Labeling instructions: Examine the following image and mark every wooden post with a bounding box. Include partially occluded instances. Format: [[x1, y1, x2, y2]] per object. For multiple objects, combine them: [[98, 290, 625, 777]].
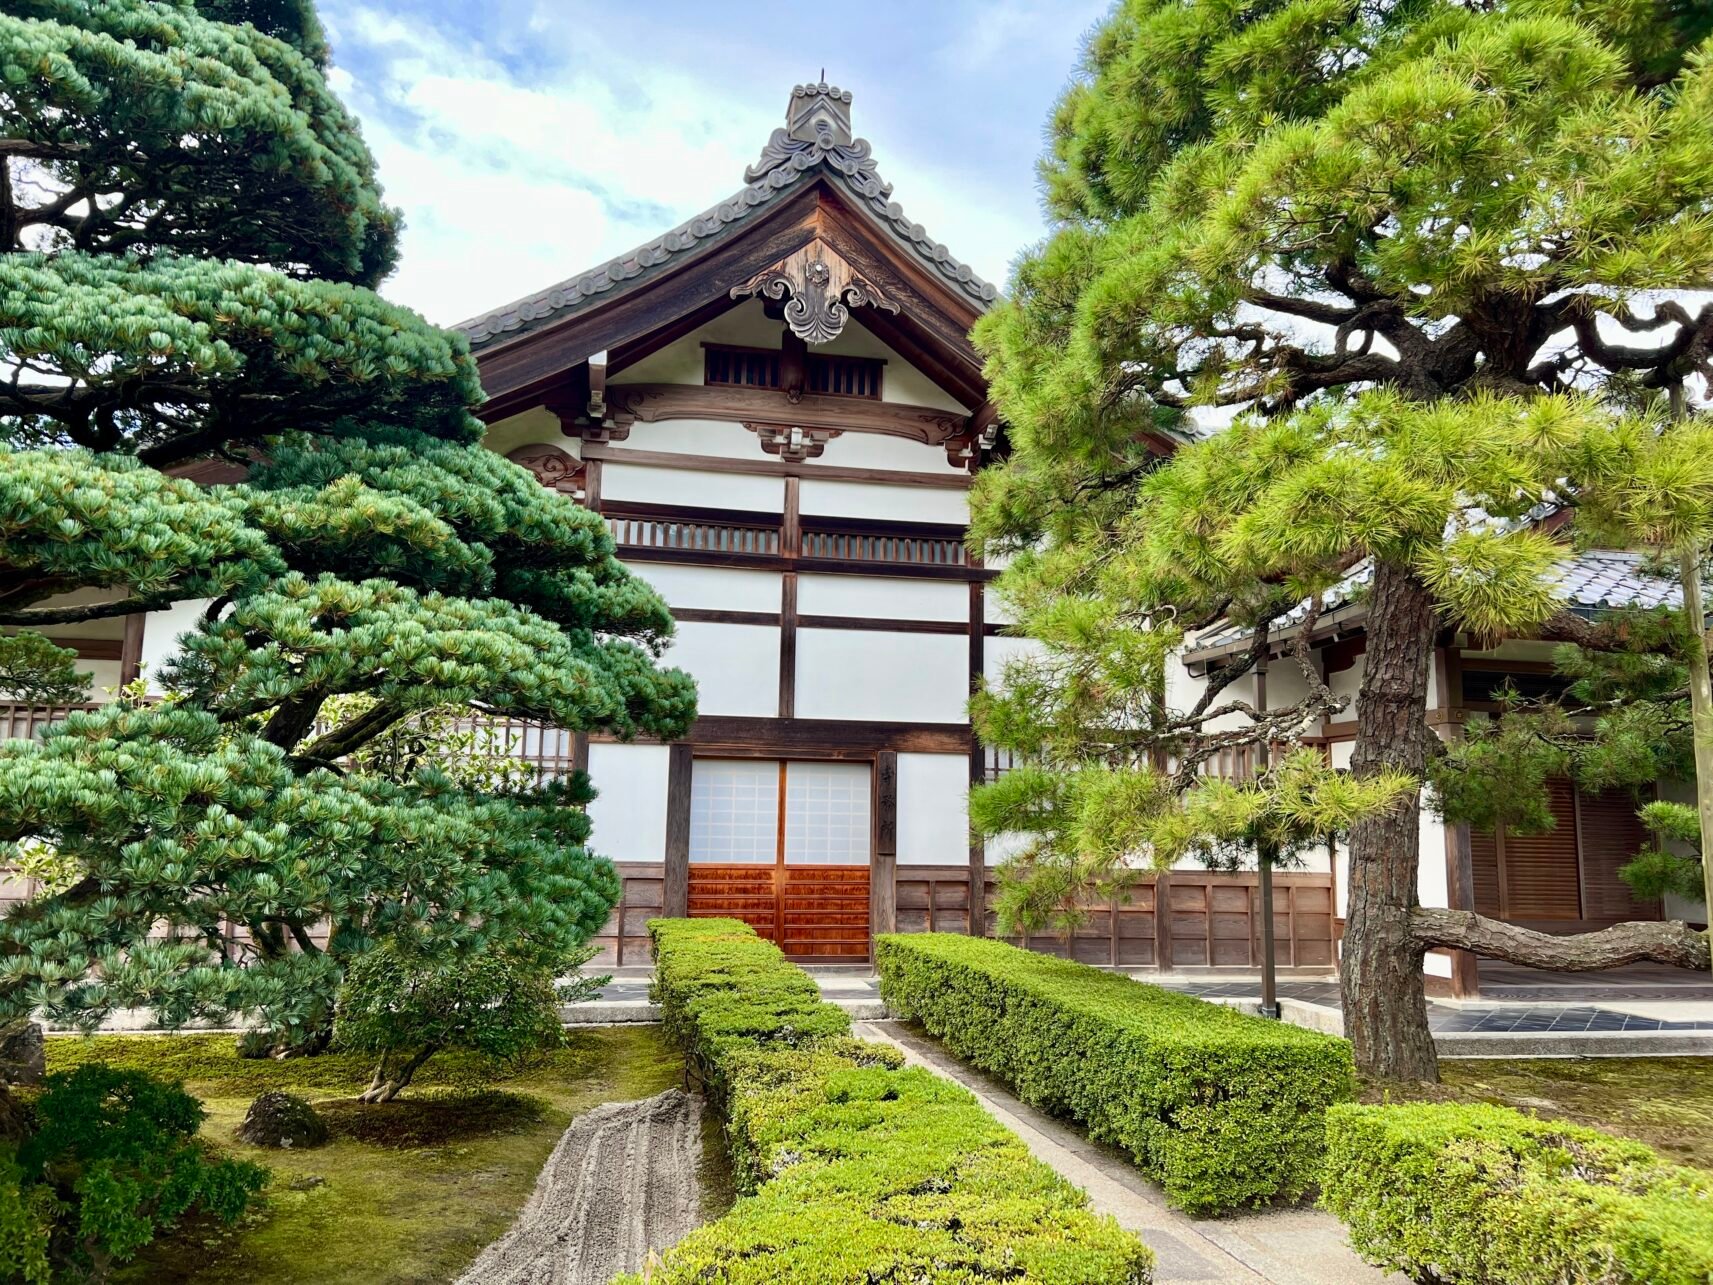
[[1255, 655, 1279, 1017], [872, 750, 898, 945], [968, 580, 986, 933], [663, 743, 692, 919], [1434, 644, 1481, 997], [118, 612, 145, 688]]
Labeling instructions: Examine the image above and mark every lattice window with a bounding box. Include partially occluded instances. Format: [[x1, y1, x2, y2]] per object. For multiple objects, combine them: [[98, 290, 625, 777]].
[[805, 354, 883, 399], [607, 514, 781, 556], [801, 527, 967, 566], [690, 759, 780, 863], [784, 762, 871, 864], [704, 345, 781, 390]]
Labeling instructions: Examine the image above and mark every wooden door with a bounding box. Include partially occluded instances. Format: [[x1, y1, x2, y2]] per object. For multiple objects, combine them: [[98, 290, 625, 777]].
[[1469, 779, 1658, 925], [686, 759, 871, 959]]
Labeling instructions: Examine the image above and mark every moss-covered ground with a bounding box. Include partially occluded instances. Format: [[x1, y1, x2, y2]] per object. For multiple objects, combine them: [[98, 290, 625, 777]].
[[1365, 1056, 1713, 1171], [44, 1025, 692, 1284]]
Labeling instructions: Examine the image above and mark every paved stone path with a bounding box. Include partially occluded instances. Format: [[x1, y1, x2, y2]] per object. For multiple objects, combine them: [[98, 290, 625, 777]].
[[856, 1021, 1403, 1285], [456, 1089, 702, 1285]]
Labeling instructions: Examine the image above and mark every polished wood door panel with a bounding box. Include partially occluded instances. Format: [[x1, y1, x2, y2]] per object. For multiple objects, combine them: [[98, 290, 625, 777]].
[[688, 863, 871, 958]]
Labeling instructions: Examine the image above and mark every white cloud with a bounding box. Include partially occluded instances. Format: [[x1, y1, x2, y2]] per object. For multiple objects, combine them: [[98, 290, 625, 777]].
[[321, 1, 1085, 328]]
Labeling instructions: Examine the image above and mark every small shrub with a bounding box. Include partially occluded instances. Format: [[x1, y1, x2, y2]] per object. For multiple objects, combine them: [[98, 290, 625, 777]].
[[1323, 1102, 1713, 1284], [235, 1091, 327, 1150], [875, 932, 1355, 1214], [333, 943, 595, 1102], [616, 918, 1155, 1285], [10, 1065, 266, 1281]]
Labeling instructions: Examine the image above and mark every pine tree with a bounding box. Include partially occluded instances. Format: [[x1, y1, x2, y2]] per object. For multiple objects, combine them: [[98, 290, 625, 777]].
[[0, 0, 695, 1050], [976, 0, 1713, 1079]]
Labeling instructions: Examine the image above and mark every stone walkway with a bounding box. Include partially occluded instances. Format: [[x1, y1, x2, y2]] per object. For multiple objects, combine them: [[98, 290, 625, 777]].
[[455, 1088, 702, 1285], [856, 1021, 1401, 1285]]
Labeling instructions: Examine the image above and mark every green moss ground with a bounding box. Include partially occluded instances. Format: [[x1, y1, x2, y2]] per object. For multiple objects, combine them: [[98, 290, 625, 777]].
[[43, 1025, 689, 1285], [1365, 1057, 1713, 1171]]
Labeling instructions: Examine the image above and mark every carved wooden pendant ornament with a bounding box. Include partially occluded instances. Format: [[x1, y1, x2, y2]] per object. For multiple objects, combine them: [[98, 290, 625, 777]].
[[730, 241, 899, 345]]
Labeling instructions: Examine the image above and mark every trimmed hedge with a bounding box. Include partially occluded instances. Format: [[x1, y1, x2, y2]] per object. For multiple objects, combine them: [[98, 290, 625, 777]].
[[620, 918, 1154, 1285], [1323, 1102, 1713, 1284], [875, 932, 1355, 1214]]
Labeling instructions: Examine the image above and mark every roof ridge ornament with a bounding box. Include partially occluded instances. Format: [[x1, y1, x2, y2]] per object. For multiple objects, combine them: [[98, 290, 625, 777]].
[[730, 239, 900, 345]]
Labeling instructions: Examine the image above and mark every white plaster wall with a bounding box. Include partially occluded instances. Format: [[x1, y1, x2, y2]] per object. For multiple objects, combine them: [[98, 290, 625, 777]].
[[795, 629, 967, 722], [601, 461, 783, 512], [77, 660, 123, 699], [984, 589, 1018, 626], [631, 564, 781, 613], [615, 418, 758, 458], [482, 408, 573, 458], [616, 300, 968, 413], [797, 574, 965, 622], [140, 598, 211, 693], [1657, 777, 1710, 923], [812, 431, 962, 472], [661, 622, 779, 717], [586, 742, 671, 863], [800, 478, 967, 524], [897, 752, 972, 864]]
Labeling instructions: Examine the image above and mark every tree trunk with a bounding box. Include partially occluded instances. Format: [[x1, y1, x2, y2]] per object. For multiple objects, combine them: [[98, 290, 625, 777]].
[[1414, 908, 1708, 969], [1340, 559, 1441, 1081], [358, 1045, 436, 1104], [1677, 544, 1713, 936]]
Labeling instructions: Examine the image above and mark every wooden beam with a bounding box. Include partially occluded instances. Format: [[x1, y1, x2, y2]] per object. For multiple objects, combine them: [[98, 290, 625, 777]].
[[581, 442, 970, 489], [119, 614, 144, 684], [1434, 644, 1481, 998], [664, 743, 693, 918], [872, 749, 899, 939], [778, 571, 797, 719], [607, 293, 746, 377]]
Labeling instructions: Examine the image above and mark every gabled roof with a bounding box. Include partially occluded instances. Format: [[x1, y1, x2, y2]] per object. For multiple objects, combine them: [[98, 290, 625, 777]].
[[1183, 548, 1681, 667], [457, 83, 998, 351]]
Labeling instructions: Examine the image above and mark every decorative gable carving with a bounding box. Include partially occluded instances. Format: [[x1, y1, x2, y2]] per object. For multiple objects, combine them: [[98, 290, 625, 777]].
[[507, 443, 587, 499], [730, 240, 900, 345]]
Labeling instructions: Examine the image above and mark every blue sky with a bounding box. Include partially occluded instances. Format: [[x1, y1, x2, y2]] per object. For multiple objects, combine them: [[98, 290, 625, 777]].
[[317, 0, 1111, 325]]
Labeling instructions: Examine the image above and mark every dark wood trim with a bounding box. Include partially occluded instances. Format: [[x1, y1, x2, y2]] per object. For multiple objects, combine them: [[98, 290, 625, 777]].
[[781, 476, 802, 557], [800, 511, 967, 539], [667, 608, 990, 635], [686, 716, 969, 754], [673, 608, 780, 627], [581, 442, 970, 489], [663, 743, 692, 918], [571, 732, 590, 776], [616, 545, 997, 581], [608, 381, 969, 446], [798, 615, 968, 635], [602, 499, 782, 525], [872, 749, 899, 938], [778, 572, 797, 720]]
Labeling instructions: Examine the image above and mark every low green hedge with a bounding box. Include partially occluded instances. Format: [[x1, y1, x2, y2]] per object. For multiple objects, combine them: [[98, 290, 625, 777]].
[[874, 932, 1355, 1214], [620, 918, 1154, 1285], [1323, 1102, 1713, 1284]]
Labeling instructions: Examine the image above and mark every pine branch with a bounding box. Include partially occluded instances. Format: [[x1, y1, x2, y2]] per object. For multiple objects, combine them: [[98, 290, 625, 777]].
[[1412, 907, 1708, 970]]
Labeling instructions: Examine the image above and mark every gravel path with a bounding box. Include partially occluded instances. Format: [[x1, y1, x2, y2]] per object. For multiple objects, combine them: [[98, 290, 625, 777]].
[[456, 1088, 703, 1285]]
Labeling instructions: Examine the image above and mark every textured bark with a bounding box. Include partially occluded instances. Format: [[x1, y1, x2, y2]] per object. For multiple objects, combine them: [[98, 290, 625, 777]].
[[1414, 909, 1710, 970], [1340, 559, 1441, 1082], [359, 1044, 436, 1104]]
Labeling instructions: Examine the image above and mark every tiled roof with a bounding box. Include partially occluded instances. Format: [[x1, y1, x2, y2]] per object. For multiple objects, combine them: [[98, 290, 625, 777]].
[[457, 86, 998, 349], [1189, 549, 1681, 658]]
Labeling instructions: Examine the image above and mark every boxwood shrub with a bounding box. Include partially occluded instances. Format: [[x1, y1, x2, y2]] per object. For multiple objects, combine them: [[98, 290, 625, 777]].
[[874, 932, 1355, 1214], [620, 918, 1154, 1285], [1324, 1102, 1713, 1284]]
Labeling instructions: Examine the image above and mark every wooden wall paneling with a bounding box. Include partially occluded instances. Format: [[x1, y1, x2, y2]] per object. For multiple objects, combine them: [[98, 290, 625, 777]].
[[1497, 778, 1582, 920], [872, 750, 898, 939], [663, 744, 692, 918], [1577, 785, 1659, 923]]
